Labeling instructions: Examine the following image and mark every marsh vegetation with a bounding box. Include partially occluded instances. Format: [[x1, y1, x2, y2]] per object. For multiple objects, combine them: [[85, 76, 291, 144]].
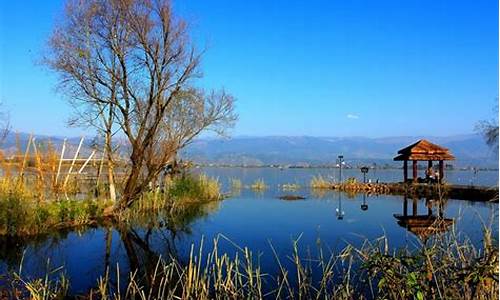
[[6, 224, 498, 300]]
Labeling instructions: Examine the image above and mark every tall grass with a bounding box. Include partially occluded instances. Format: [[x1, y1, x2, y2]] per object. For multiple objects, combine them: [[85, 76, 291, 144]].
[[310, 175, 331, 189], [281, 183, 301, 191], [11, 225, 499, 299], [229, 178, 242, 190], [129, 174, 222, 221], [167, 174, 221, 202], [250, 178, 268, 191], [0, 172, 221, 236], [0, 193, 110, 235]]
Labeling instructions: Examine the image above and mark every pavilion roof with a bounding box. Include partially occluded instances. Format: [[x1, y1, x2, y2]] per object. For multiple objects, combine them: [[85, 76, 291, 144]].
[[395, 215, 454, 241], [393, 139, 455, 161]]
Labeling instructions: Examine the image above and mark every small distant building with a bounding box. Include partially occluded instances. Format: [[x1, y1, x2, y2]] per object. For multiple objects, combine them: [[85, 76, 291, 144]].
[[394, 139, 455, 183]]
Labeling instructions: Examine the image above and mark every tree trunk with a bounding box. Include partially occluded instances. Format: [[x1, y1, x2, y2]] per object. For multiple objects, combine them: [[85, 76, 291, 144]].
[[120, 158, 143, 209], [105, 130, 117, 202]]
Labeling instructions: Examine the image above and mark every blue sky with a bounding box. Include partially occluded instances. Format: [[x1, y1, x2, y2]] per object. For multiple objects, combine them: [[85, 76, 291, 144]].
[[0, 0, 498, 137]]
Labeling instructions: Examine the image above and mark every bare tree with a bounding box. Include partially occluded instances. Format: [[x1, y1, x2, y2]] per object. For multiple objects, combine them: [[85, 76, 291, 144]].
[[0, 102, 10, 145], [475, 103, 499, 152], [44, 0, 236, 209]]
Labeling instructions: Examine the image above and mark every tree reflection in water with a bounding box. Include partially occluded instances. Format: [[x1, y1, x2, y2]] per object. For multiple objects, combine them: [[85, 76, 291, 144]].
[[0, 199, 221, 296], [110, 200, 218, 295]]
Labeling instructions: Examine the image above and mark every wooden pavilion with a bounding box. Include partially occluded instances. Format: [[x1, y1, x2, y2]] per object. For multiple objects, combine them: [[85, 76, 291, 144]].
[[394, 139, 455, 183]]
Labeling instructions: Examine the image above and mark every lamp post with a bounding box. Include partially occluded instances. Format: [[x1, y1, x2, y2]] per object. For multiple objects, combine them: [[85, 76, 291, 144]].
[[338, 155, 344, 183], [360, 166, 369, 183], [336, 154, 345, 220]]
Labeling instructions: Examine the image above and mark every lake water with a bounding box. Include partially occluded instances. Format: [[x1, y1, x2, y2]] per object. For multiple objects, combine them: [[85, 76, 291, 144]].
[[0, 167, 498, 295], [197, 167, 499, 190]]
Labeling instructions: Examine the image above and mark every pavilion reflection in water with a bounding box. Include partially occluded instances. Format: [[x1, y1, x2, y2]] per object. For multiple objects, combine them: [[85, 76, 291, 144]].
[[394, 195, 454, 242]]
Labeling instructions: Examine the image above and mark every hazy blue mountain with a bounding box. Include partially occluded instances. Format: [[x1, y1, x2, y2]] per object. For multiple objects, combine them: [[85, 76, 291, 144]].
[[2, 132, 497, 168], [181, 134, 498, 167]]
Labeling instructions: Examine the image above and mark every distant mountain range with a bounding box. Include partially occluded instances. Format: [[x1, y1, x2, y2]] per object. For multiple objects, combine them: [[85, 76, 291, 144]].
[[2, 132, 498, 168], [181, 134, 498, 168]]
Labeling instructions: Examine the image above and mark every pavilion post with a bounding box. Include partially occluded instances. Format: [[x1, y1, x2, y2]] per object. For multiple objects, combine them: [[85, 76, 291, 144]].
[[403, 195, 408, 216], [428, 160, 432, 169], [403, 160, 408, 183], [439, 160, 444, 183], [412, 160, 417, 183], [412, 197, 417, 216]]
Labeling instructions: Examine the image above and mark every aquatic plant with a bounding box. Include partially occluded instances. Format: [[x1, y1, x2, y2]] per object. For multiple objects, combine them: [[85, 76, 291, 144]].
[[10, 224, 498, 299], [282, 183, 301, 191], [250, 178, 268, 191], [13, 259, 69, 300], [229, 178, 242, 190], [310, 175, 331, 189], [0, 171, 223, 236], [166, 174, 221, 203], [0, 191, 110, 236], [345, 177, 357, 184]]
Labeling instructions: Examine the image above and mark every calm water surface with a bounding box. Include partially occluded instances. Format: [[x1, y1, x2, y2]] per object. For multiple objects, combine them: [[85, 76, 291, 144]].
[[198, 167, 499, 188], [0, 168, 497, 294]]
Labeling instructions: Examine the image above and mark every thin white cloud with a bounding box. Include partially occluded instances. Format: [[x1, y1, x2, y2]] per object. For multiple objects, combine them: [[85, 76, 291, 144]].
[[347, 113, 359, 119]]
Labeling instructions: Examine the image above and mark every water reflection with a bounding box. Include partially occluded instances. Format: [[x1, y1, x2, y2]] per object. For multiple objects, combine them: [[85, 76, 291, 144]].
[[336, 192, 345, 220], [0, 186, 496, 295], [361, 193, 369, 211], [394, 196, 454, 242]]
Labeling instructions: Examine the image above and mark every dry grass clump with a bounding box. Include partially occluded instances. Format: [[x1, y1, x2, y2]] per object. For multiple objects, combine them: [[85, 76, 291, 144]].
[[0, 172, 221, 236], [229, 178, 242, 190], [250, 178, 268, 191], [132, 174, 221, 213], [0, 136, 89, 201], [166, 174, 221, 203], [310, 175, 332, 189], [282, 183, 301, 191]]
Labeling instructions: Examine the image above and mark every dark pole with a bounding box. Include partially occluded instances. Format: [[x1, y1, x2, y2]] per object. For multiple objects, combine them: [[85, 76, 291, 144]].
[[361, 166, 369, 184], [403, 195, 408, 216], [361, 193, 368, 210], [439, 160, 444, 184], [338, 155, 344, 183], [412, 197, 418, 216], [412, 160, 418, 183], [403, 160, 408, 183], [337, 191, 344, 219]]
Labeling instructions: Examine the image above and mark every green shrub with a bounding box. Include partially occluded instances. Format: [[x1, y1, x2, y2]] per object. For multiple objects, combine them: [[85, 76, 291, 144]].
[[167, 174, 221, 202], [0, 196, 107, 235]]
